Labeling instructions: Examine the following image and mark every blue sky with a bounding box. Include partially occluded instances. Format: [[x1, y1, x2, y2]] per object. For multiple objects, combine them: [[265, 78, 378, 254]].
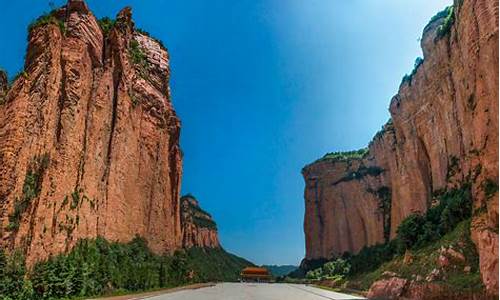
[[0, 0, 451, 265]]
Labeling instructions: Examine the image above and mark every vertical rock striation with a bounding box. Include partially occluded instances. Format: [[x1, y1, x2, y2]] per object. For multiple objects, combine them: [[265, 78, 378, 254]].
[[0, 0, 183, 265], [180, 195, 220, 248], [303, 124, 396, 259], [302, 0, 498, 293]]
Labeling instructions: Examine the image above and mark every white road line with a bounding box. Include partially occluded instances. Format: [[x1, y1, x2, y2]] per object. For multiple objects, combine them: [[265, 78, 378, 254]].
[[287, 284, 365, 300]]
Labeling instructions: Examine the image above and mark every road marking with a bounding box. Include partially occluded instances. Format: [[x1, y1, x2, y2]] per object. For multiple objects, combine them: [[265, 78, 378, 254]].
[[287, 284, 365, 300]]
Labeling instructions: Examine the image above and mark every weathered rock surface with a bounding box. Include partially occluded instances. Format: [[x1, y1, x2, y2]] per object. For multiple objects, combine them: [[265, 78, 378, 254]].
[[368, 278, 495, 300], [180, 195, 220, 248], [0, 0, 184, 265], [303, 125, 395, 258], [367, 277, 408, 299], [303, 0, 498, 293]]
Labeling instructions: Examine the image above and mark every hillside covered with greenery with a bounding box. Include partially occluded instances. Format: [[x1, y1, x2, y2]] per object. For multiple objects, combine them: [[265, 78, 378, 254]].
[[295, 183, 488, 295]]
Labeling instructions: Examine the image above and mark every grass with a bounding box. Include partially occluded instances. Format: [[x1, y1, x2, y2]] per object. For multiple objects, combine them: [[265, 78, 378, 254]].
[[346, 220, 483, 292]]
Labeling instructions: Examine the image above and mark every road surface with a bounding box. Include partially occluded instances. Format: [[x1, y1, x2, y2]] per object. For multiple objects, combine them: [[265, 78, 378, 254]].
[[145, 282, 365, 300]]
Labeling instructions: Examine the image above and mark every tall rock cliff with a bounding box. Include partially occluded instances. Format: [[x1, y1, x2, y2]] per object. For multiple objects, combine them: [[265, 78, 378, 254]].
[[180, 194, 220, 248], [303, 0, 498, 293], [0, 0, 184, 265]]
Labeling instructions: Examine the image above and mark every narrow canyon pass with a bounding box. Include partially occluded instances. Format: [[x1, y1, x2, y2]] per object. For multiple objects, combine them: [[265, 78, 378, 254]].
[[302, 0, 498, 297], [0, 0, 228, 269]]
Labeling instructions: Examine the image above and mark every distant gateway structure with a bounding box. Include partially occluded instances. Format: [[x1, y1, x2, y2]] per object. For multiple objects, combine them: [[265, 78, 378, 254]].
[[240, 267, 272, 282]]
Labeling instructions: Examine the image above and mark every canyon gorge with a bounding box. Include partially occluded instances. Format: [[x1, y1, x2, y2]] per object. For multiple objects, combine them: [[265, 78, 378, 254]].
[[302, 0, 498, 296]]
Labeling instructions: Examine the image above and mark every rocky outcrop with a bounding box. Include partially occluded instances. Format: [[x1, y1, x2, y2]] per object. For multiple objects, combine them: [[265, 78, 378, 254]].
[[368, 278, 494, 300], [367, 277, 408, 299], [303, 126, 395, 258], [0, 0, 183, 265], [181, 195, 220, 248], [303, 0, 498, 293]]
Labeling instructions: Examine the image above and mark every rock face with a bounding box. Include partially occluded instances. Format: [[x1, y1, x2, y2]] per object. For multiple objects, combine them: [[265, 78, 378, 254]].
[[367, 278, 494, 300], [180, 195, 220, 248], [303, 131, 395, 258], [367, 277, 408, 300], [303, 0, 498, 293], [0, 0, 183, 265]]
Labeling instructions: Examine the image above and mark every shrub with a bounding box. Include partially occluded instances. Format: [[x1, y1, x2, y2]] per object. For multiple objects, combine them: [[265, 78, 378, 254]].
[[401, 57, 424, 86], [70, 190, 80, 209], [322, 259, 350, 277], [321, 148, 369, 162], [436, 6, 455, 39], [482, 179, 498, 199], [438, 185, 472, 233], [7, 154, 49, 231], [396, 214, 426, 248], [0, 250, 30, 299], [136, 28, 166, 49], [373, 186, 392, 242], [346, 183, 472, 276], [129, 40, 150, 79], [446, 155, 460, 179], [98, 17, 116, 36], [371, 118, 394, 143], [305, 258, 351, 281], [396, 184, 472, 249], [0, 237, 251, 299], [306, 268, 323, 280], [11, 70, 29, 86], [332, 166, 384, 185], [28, 10, 65, 35]]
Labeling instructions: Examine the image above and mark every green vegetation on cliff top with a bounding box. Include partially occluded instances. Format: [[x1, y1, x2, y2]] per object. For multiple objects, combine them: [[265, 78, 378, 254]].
[[306, 148, 369, 168], [28, 10, 65, 35], [321, 148, 368, 161]]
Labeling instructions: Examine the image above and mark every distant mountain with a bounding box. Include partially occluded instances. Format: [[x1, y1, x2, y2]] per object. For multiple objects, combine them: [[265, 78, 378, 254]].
[[262, 265, 298, 277]]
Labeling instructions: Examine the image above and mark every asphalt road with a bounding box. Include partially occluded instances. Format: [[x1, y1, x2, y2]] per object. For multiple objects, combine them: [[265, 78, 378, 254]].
[[146, 283, 365, 300]]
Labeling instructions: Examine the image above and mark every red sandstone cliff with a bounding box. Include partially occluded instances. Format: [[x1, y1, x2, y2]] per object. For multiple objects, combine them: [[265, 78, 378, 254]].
[[0, 0, 184, 265], [181, 195, 220, 248], [303, 0, 498, 293]]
